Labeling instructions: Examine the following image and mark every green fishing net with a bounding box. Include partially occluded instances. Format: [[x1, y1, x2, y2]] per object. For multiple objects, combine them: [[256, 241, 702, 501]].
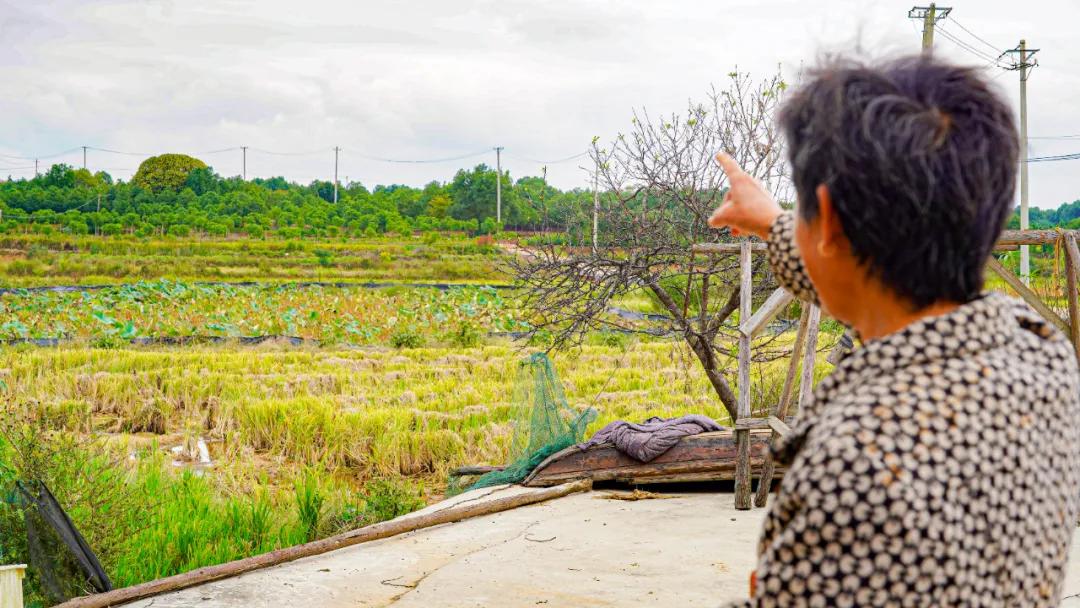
[[455, 352, 596, 493]]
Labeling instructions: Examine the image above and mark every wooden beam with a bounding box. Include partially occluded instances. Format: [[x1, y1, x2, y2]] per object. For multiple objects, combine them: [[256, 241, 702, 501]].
[[57, 480, 593, 608], [798, 305, 821, 412], [695, 229, 1078, 256], [986, 256, 1069, 334], [754, 305, 811, 508], [449, 465, 505, 477], [734, 416, 795, 430], [997, 229, 1080, 247], [1063, 234, 1080, 361], [523, 429, 777, 487], [734, 240, 753, 510], [767, 416, 792, 438], [739, 287, 795, 338]]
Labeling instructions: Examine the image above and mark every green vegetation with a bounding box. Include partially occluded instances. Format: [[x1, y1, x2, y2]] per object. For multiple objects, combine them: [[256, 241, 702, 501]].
[[0, 281, 522, 344], [0, 160, 594, 241], [0, 232, 507, 287], [0, 319, 832, 604]]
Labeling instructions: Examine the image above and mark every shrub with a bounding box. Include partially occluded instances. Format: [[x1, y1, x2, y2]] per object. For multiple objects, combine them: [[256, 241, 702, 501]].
[[389, 329, 424, 349], [448, 322, 482, 348], [356, 478, 425, 525], [131, 154, 208, 193]]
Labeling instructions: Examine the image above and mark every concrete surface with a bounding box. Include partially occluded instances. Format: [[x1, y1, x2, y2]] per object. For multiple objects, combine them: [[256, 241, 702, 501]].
[[121, 485, 1080, 607]]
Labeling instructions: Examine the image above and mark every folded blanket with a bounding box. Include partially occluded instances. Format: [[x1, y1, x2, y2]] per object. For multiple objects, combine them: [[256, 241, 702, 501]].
[[577, 414, 724, 462]]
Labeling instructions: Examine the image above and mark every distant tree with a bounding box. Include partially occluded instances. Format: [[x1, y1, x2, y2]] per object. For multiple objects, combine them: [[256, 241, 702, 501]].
[[184, 167, 220, 195], [41, 164, 76, 189], [426, 193, 452, 218], [449, 164, 520, 226], [310, 180, 336, 203], [132, 154, 208, 193]]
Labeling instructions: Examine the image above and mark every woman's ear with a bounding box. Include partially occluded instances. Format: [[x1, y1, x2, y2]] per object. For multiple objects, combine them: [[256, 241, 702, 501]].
[[815, 184, 844, 257]]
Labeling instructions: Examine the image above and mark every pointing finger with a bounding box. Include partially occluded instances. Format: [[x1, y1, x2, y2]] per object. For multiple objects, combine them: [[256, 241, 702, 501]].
[[714, 152, 744, 180]]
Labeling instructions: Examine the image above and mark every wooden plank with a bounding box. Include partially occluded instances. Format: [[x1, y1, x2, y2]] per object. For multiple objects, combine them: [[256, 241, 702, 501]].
[[986, 256, 1070, 334], [691, 242, 767, 255], [767, 416, 791, 437], [734, 240, 753, 510], [798, 305, 821, 412], [754, 305, 811, 508], [57, 480, 593, 608], [739, 287, 795, 338], [449, 465, 505, 477], [734, 416, 794, 431], [997, 229, 1080, 247], [1064, 234, 1080, 361], [526, 430, 751, 481], [523, 430, 778, 487]]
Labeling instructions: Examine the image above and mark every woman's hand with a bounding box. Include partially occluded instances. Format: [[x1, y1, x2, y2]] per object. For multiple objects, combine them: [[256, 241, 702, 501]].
[[707, 152, 784, 240]]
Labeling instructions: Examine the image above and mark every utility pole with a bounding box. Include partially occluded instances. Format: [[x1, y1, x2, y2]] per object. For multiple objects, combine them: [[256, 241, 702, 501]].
[[1002, 40, 1039, 284], [908, 4, 952, 54], [82, 146, 88, 169], [494, 146, 504, 225], [34, 159, 38, 177], [592, 162, 599, 252], [333, 146, 340, 203], [241, 146, 248, 180]]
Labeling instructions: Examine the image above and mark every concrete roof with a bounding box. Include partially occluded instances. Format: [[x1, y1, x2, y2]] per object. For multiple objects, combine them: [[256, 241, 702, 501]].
[[121, 485, 1080, 607]]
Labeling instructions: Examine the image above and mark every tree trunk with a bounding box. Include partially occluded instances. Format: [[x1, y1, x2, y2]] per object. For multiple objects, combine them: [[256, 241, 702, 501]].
[[647, 281, 739, 421]]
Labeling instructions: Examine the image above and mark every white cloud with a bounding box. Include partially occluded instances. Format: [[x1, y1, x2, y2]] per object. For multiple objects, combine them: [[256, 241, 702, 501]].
[[1, 0, 1078, 207]]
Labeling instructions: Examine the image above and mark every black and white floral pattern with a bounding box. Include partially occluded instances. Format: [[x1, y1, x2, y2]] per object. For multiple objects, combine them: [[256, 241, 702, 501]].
[[731, 211, 1080, 607]]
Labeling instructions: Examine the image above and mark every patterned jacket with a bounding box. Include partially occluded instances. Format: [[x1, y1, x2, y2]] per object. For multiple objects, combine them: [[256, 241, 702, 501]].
[[731, 212, 1080, 607]]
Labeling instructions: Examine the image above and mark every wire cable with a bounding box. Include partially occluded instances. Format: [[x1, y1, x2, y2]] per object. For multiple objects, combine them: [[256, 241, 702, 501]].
[[248, 147, 329, 157], [936, 26, 1006, 67], [947, 18, 1007, 55], [87, 146, 152, 156], [347, 148, 492, 164], [1027, 152, 1080, 163]]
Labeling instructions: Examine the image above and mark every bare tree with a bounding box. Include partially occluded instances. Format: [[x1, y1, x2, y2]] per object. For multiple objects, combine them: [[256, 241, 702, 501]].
[[511, 70, 789, 421]]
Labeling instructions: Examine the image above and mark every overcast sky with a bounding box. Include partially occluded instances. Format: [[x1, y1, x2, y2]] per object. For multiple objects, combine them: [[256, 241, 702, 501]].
[[1, 0, 1078, 207]]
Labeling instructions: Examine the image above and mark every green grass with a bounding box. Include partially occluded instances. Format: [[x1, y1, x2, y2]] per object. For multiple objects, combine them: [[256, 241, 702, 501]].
[[0, 232, 508, 287]]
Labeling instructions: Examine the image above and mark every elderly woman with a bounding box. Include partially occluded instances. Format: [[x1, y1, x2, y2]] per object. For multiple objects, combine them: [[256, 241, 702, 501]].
[[709, 55, 1080, 607]]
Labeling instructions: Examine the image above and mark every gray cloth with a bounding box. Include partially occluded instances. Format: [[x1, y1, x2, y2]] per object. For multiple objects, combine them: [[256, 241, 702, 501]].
[[577, 414, 724, 462]]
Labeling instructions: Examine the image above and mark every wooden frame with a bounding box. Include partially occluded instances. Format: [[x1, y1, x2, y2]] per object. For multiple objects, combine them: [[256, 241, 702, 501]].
[[696, 228, 1080, 510]]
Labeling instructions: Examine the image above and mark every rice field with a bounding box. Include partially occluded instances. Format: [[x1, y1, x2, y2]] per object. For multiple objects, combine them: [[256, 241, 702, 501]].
[[0, 232, 842, 604]]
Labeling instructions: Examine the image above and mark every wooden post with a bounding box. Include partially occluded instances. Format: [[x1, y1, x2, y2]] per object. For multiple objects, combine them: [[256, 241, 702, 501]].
[[0, 565, 27, 608], [754, 305, 810, 508], [798, 305, 821, 411], [1063, 234, 1080, 361], [734, 240, 753, 510]]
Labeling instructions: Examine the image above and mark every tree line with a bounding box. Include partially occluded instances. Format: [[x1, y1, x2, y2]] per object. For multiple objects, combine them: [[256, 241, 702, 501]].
[[0, 154, 596, 240]]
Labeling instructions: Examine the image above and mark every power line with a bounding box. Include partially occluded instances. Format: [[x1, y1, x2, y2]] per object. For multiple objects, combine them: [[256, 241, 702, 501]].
[[87, 146, 152, 156], [1028, 152, 1080, 163], [947, 17, 1006, 55], [936, 25, 1006, 66], [347, 148, 492, 164], [248, 147, 328, 157]]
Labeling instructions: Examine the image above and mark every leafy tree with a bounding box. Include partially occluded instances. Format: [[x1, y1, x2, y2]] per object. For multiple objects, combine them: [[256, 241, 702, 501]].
[[449, 164, 521, 226], [132, 154, 208, 193], [426, 193, 452, 218]]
